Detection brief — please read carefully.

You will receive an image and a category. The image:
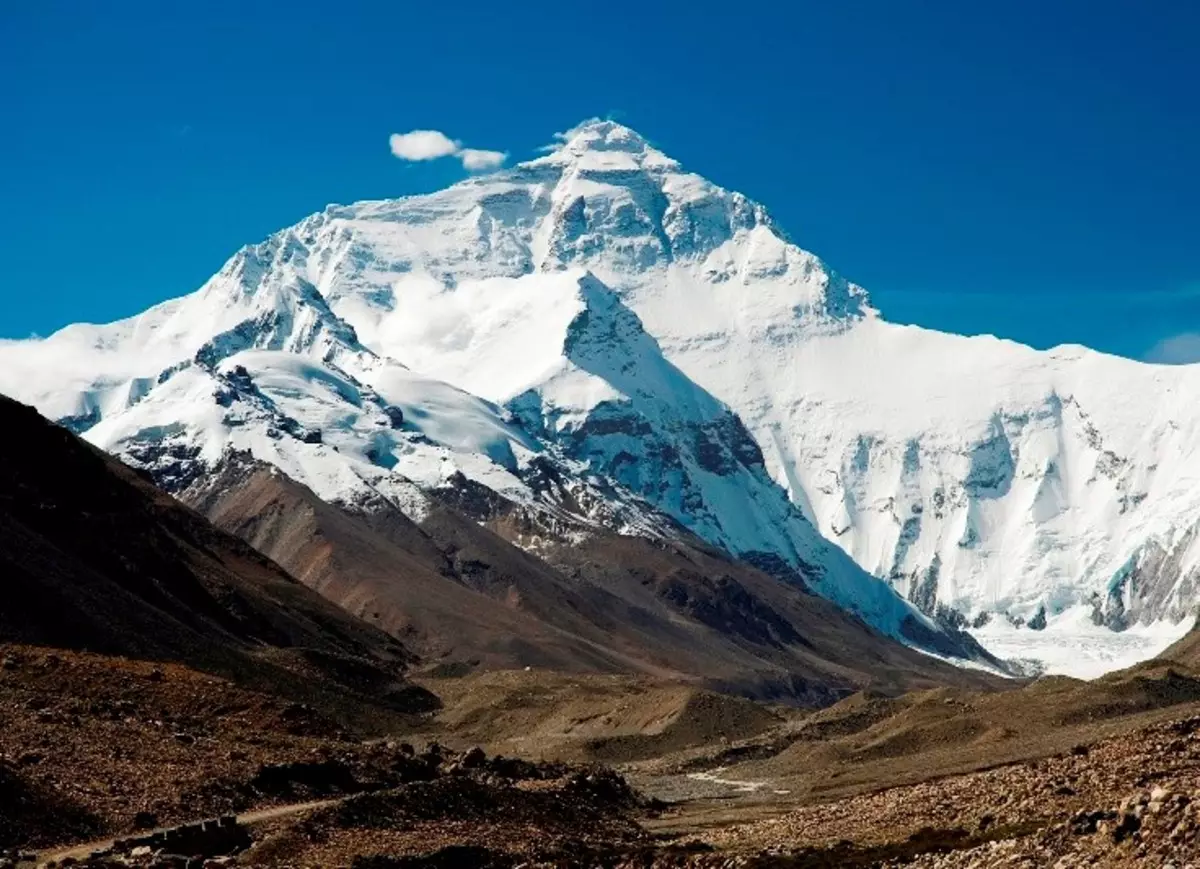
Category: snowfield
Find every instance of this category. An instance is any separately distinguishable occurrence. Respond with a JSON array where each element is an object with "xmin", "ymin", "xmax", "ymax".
[
  {"xmin": 969, "ymin": 607, "xmax": 1196, "ymax": 680},
  {"xmin": 3, "ymin": 119, "xmax": 1198, "ymax": 677}
]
